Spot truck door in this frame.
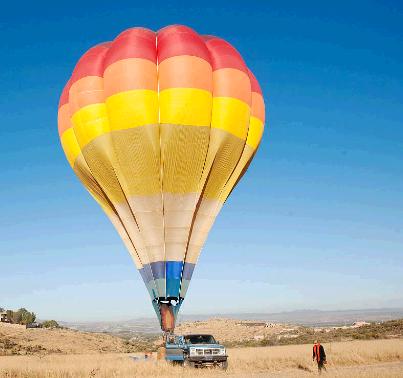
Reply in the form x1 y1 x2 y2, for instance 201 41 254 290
165 336 185 361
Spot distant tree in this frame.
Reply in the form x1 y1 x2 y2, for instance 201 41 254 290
18 308 36 324
11 310 22 324
42 320 59 328
0 307 4 312
5 308 36 325
6 310 13 322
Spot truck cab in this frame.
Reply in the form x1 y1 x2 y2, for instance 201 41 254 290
165 334 228 369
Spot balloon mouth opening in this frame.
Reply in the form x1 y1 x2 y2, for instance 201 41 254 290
158 297 182 306
154 297 183 333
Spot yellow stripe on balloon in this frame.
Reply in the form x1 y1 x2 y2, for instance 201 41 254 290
211 97 250 140
246 116 264 149
71 103 110 148
106 90 159 130
159 88 212 126
60 128 81 167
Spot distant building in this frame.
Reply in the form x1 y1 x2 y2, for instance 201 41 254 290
352 321 370 328
0 311 9 323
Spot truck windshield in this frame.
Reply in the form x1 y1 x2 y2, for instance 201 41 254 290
184 335 216 344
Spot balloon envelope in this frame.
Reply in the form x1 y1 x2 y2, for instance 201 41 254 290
58 25 265 331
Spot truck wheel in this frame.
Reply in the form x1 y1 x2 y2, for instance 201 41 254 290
183 358 194 368
220 360 228 370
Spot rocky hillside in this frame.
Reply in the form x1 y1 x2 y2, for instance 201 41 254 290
0 323 144 356
2 317 402 356
175 318 297 343
175 318 403 347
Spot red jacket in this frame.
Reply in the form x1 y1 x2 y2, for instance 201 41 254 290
313 343 326 362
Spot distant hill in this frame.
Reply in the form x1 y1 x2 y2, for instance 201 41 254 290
0 323 153 356
175 318 403 347
178 308 403 326
61 307 403 336
59 318 161 338
2 316 402 356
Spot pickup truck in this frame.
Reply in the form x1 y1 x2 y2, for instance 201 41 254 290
165 334 228 369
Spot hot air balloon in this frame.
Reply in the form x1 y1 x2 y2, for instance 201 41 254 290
58 25 265 333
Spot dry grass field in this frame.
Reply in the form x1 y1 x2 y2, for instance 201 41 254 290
0 339 402 377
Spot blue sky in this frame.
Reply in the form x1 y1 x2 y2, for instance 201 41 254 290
1 1 402 322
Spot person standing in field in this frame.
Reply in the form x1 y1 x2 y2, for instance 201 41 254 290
312 340 327 374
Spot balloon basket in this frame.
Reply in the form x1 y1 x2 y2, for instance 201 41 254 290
160 303 175 333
